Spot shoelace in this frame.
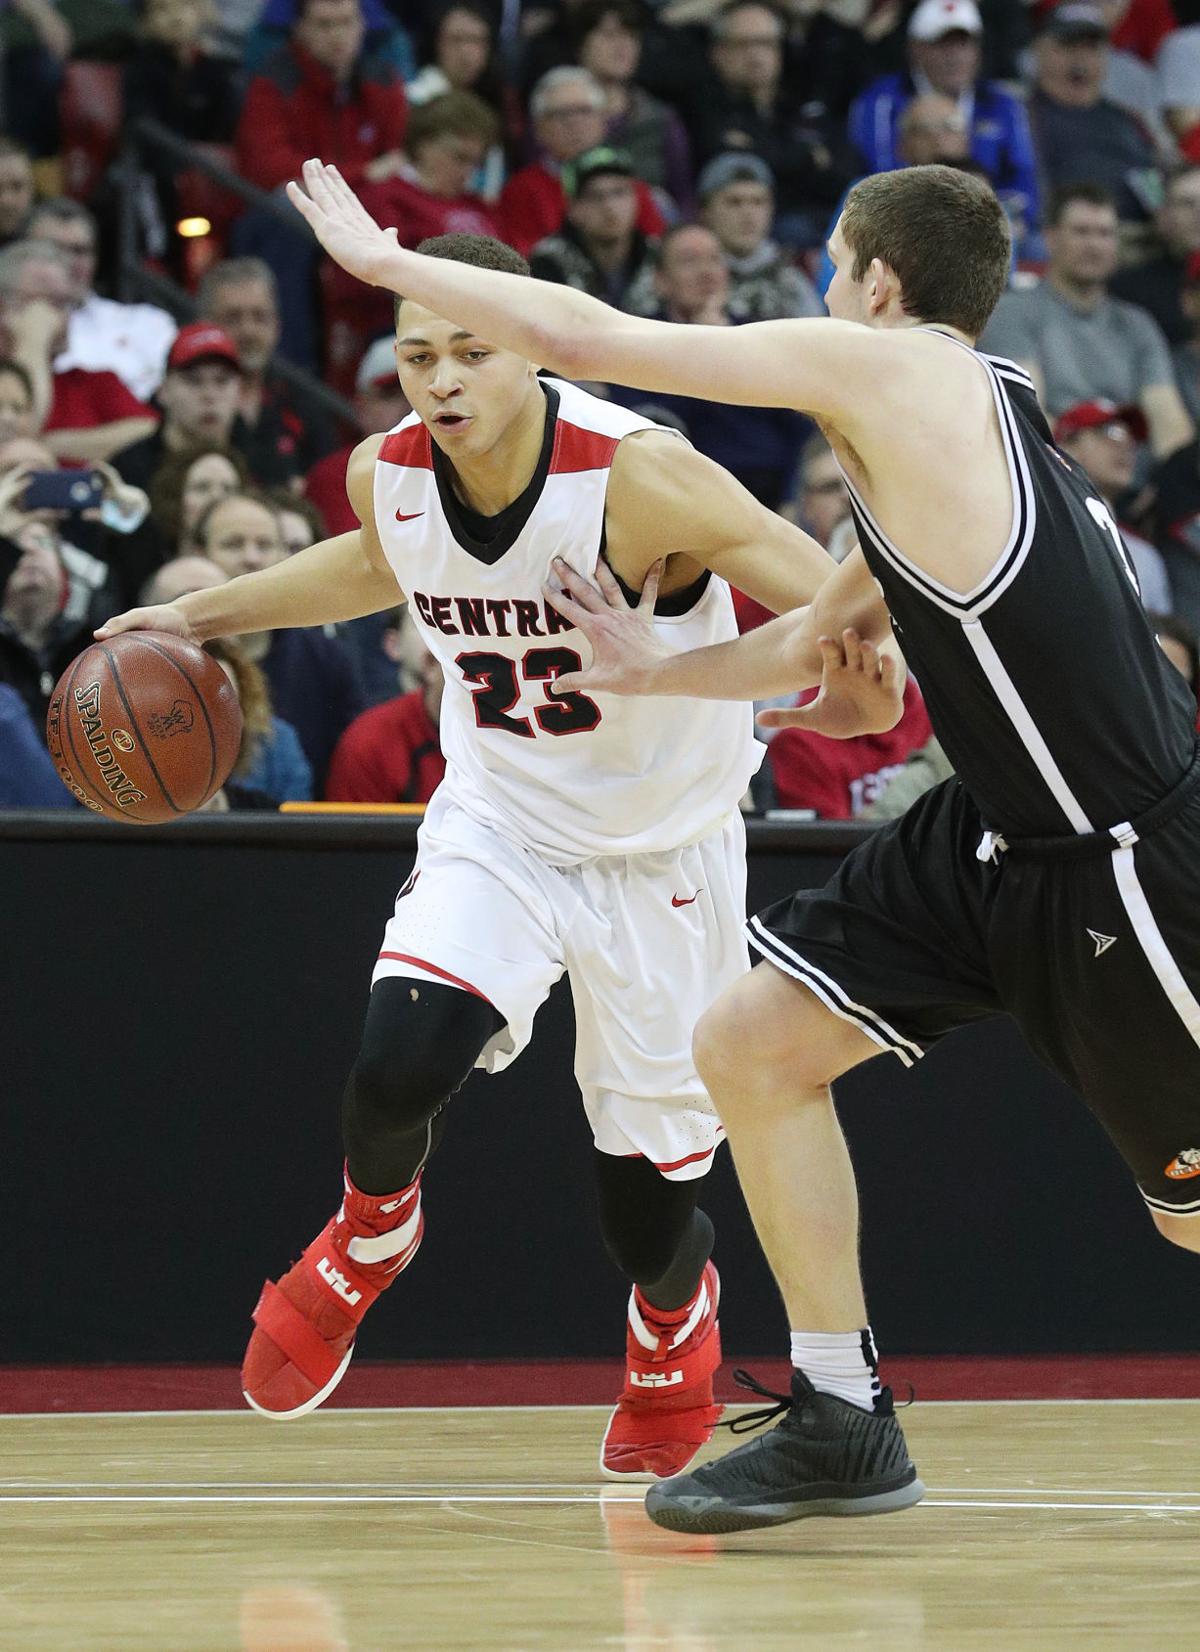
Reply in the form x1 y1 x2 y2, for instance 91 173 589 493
720 1367 800 1435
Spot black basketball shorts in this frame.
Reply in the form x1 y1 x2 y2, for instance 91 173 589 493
749 774 1200 1218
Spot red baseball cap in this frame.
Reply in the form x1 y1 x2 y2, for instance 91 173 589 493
1053 398 1148 444
166 321 241 374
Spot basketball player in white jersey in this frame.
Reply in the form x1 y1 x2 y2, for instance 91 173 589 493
97 231 901 1479
287 157 1200 1534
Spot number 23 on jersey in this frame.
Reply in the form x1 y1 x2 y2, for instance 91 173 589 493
456 648 602 738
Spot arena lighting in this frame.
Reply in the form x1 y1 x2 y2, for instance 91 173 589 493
176 216 212 238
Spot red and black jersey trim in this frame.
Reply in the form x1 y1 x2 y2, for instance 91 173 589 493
379 422 434 470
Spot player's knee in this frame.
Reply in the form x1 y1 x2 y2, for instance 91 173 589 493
1151 1208 1200 1255
351 979 502 1134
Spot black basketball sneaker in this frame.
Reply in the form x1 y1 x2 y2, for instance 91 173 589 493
644 1368 925 1534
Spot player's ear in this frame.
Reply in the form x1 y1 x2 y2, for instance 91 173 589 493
867 258 894 317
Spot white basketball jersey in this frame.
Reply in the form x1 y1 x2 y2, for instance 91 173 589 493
373 377 762 865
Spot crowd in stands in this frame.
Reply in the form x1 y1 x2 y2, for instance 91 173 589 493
3 0 1200 820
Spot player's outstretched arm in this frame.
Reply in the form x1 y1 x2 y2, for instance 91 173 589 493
546 550 902 736
287 160 883 419
96 437 405 642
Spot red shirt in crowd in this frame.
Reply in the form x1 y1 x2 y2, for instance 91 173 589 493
46 367 152 433
363 176 499 247
305 443 357 536
499 161 665 257
324 687 445 804
236 42 407 193
767 679 933 819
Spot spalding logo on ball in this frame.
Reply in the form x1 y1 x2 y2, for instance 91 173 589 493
46 632 243 823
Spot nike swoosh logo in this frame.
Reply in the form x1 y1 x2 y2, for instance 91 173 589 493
671 892 700 908
396 509 424 522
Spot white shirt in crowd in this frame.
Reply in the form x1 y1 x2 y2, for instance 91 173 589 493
54 292 178 401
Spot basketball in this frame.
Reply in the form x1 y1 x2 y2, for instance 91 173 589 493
45 632 243 823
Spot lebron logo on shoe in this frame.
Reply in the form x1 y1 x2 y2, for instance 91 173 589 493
1164 1148 1200 1180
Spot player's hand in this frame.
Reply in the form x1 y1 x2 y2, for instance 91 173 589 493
542 556 671 696
94 604 197 643
757 629 903 739
286 160 401 286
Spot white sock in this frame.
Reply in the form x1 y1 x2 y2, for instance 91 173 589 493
790 1328 881 1412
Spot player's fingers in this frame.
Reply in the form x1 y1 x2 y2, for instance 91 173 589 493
756 705 812 730
542 582 592 629
592 557 625 607
548 671 586 695
551 557 607 613
94 609 146 639
859 637 879 677
638 558 664 616
816 634 842 671
879 652 898 691
842 627 863 673
286 179 319 226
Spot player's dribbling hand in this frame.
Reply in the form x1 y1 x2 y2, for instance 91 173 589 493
758 630 903 739
543 556 671 695
94 604 198 644
286 160 401 286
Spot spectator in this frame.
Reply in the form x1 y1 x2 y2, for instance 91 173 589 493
531 146 658 307
0 242 158 467
695 153 821 321
858 736 956 820
1151 422 1200 627
1110 166 1200 348
272 490 325 556
572 0 694 213
1029 3 1159 223
27 198 177 403
244 0 416 79
0 515 91 722
1149 610 1200 713
982 184 1195 456
146 443 249 558
359 90 501 246
194 489 365 783
1174 253 1200 422
233 0 409 365
325 626 446 802
0 139 34 249
611 222 804 507
767 677 935 818
788 432 851 549
198 258 334 486
848 0 1041 243
0 680 72 806
407 3 512 200
1054 398 1173 610
112 322 270 494
499 67 665 256
204 633 314 804
122 0 242 249
2 3 73 162
141 552 229 606
0 358 38 445
691 1 853 246
1160 12 1200 159
304 335 410 537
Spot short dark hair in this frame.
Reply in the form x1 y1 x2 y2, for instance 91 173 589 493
572 0 644 50
406 90 499 158
1046 181 1118 226
840 163 1011 338
393 234 530 325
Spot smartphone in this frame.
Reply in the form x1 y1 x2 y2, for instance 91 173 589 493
22 469 105 513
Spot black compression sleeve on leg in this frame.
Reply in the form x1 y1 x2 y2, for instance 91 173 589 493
593 1150 715 1311
342 977 505 1194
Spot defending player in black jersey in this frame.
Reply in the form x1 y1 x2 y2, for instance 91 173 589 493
290 159 1200 1534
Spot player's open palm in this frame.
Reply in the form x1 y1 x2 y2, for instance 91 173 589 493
543 556 671 696
287 159 400 286
95 604 198 644
758 630 903 739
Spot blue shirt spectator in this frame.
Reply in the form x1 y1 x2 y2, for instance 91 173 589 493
0 683 73 807
238 714 314 803
848 0 1041 244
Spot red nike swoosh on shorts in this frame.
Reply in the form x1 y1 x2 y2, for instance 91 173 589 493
671 892 701 907
396 509 425 521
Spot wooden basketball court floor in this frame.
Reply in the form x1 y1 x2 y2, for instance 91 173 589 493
2 1400 1198 1650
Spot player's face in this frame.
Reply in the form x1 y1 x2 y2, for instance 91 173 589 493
395 301 538 461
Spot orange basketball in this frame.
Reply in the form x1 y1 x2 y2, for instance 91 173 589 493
46 632 243 823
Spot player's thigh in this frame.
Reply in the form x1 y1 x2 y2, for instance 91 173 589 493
694 956 884 1098
372 805 564 1071
566 812 749 1177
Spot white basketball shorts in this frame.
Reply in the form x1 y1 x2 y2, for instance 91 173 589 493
372 788 749 1180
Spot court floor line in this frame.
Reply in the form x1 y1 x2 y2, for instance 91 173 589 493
1 1480 1197 1499
2 1493 1198 1513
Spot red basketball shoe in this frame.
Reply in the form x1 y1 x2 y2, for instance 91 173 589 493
242 1168 424 1419
600 1261 724 1480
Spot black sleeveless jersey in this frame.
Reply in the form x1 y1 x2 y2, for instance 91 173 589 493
841 335 1197 838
